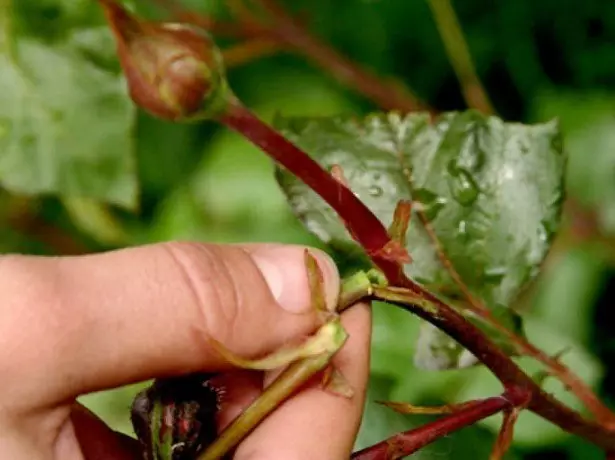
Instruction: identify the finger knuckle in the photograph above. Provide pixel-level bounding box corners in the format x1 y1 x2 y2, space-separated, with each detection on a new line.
161 242 243 348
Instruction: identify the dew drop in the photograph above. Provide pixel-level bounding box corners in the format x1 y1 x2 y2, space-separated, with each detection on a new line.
537 221 551 244
483 266 507 284
447 162 480 206
413 187 438 204
540 218 558 241
423 200 446 221
413 187 447 221
457 220 469 242
368 185 383 197
463 129 487 171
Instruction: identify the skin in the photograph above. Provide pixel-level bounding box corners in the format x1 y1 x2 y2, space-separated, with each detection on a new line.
0 242 371 460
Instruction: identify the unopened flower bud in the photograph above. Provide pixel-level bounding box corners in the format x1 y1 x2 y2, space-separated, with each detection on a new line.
100 0 229 121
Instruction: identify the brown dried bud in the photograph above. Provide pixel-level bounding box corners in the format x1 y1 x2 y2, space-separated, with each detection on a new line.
100 0 230 121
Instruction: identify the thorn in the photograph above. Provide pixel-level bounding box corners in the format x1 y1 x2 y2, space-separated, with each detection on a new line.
376 240 412 264
330 164 350 187
388 200 412 244
531 369 552 388
531 347 571 388
322 366 354 398
373 200 413 264
330 164 354 211
490 407 521 460
378 399 479 415
304 249 331 317
386 438 405 458
552 346 572 363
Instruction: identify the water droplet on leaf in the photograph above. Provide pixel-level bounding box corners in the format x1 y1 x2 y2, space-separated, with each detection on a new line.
540 218 558 241
462 129 487 171
537 220 552 244
483 266 507 284
457 220 469 242
423 200 446 220
368 185 383 197
447 161 479 206
413 188 447 221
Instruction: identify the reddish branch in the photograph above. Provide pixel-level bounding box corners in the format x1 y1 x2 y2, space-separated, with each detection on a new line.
491 406 522 459
351 388 529 460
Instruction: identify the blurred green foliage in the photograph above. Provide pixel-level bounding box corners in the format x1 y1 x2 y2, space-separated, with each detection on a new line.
2 0 615 458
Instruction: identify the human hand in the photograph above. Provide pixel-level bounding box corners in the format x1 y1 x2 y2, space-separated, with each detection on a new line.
0 242 371 460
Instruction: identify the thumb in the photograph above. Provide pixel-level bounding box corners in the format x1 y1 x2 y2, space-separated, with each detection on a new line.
0 242 339 409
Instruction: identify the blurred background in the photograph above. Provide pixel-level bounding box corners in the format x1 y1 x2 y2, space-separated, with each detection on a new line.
1 0 615 458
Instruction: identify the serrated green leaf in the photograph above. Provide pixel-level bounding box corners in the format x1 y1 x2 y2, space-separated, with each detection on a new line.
275 111 565 369
0 3 137 209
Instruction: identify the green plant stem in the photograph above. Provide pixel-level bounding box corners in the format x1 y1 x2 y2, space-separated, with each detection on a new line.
426 0 494 114
198 271 374 459
219 99 615 452
198 350 335 460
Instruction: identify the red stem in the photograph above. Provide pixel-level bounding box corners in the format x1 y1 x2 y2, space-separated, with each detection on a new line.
352 389 529 460
221 100 408 285
374 290 615 449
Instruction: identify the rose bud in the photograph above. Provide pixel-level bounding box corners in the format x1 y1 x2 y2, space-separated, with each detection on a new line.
99 0 230 121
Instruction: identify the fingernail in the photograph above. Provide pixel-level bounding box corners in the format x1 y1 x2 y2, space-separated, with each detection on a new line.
252 246 339 314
